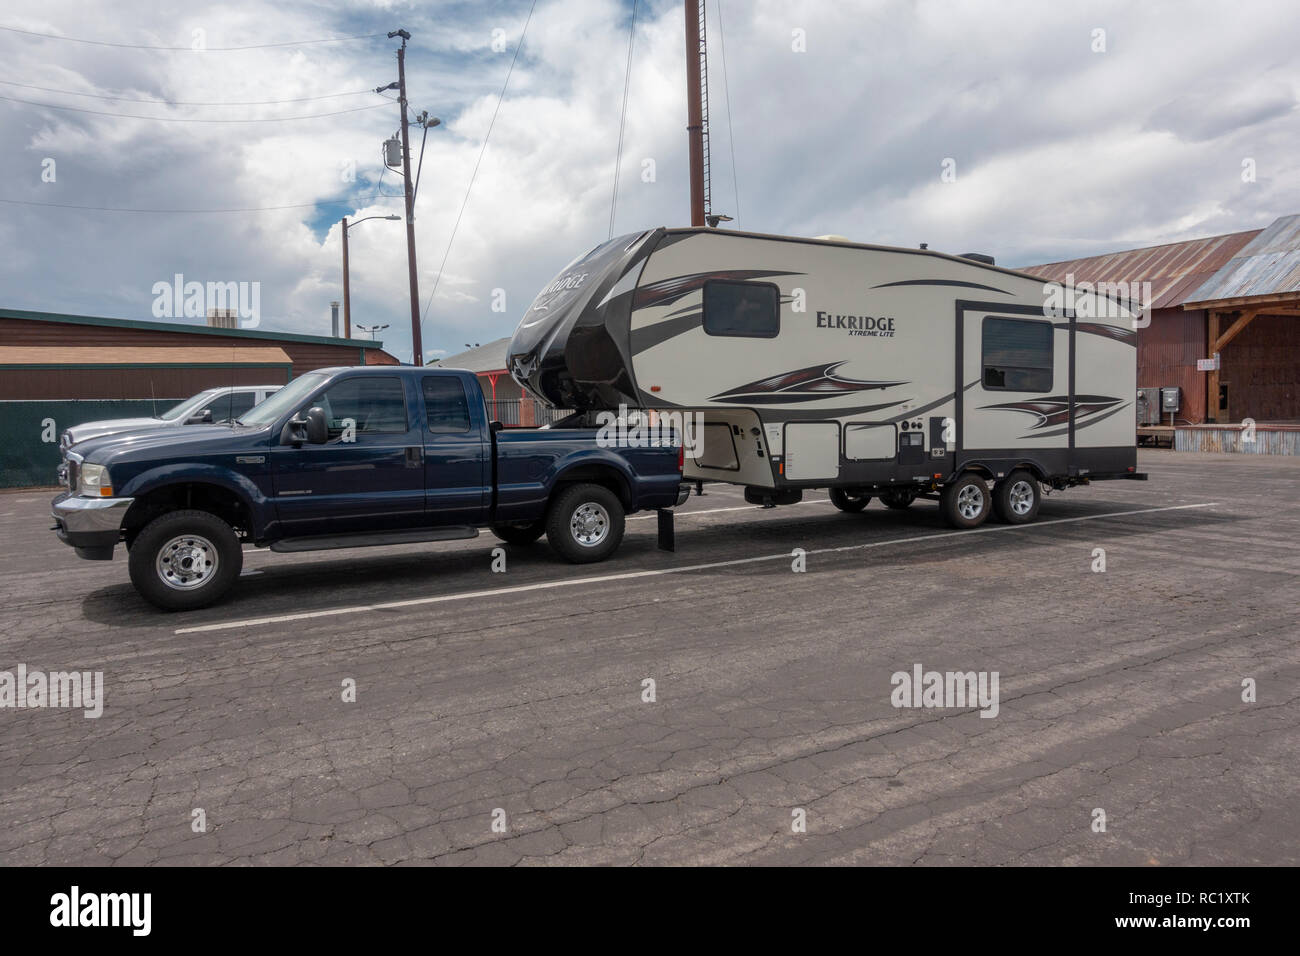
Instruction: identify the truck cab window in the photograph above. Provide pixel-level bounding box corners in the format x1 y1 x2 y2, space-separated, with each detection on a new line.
423 376 472 432
982 317 1053 391
703 280 780 338
312 377 408 436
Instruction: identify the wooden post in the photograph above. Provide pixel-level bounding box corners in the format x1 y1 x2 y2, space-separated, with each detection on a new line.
1207 310 1220 423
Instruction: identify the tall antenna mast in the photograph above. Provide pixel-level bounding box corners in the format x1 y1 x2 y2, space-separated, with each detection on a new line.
684 0 710 227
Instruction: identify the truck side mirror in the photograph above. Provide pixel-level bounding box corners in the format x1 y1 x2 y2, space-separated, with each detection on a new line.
187 409 214 425
304 406 328 444
282 406 328 446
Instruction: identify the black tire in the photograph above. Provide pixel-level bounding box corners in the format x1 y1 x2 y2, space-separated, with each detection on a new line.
545 483 625 563
491 522 546 546
880 488 917 510
993 470 1041 524
940 473 991 529
127 510 243 611
829 488 871 513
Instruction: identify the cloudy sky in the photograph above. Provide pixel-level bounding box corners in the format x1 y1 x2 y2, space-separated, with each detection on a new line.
2 0 1297 363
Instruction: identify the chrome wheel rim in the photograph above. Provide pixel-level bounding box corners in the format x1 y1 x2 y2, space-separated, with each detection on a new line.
570 502 610 547
1009 480 1035 516
956 485 984 520
156 534 219 590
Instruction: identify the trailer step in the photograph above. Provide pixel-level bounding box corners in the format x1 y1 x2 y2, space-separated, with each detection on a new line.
270 526 479 553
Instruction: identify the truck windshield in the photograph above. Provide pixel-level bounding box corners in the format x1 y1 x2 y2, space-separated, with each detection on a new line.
159 390 220 422
237 373 328 426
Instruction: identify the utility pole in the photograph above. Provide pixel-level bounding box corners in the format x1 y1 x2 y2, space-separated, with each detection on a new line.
389 28 423 365
684 0 706 227
341 217 351 338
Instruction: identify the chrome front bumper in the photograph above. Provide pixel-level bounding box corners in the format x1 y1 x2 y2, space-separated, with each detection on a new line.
50 492 134 560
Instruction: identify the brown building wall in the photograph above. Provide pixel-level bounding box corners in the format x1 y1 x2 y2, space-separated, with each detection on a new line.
1219 314 1300 423
0 366 287 401
0 316 400 397
1137 307 1208 424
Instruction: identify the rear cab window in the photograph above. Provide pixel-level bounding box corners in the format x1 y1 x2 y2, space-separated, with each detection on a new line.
422 376 472 433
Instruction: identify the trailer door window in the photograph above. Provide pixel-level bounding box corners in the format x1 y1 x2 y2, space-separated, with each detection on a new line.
982 317 1053 391
703 281 780 338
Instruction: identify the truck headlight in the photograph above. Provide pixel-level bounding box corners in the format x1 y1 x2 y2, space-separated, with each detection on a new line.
78 463 114 497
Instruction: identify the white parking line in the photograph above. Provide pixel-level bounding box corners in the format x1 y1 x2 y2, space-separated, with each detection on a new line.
177 502 1217 634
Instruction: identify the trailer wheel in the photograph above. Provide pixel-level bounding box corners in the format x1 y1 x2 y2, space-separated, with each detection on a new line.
546 483 625 563
829 488 871 513
993 470 1041 524
880 489 917 510
940 474 991 529
490 522 546 546
127 510 242 611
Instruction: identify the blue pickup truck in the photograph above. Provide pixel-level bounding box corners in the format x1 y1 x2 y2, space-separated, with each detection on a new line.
51 366 688 610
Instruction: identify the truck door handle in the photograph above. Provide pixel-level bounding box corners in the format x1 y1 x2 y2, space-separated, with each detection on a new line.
405 446 423 468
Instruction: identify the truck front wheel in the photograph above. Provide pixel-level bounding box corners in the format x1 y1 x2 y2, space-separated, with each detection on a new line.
127 510 243 611
546 484 625 563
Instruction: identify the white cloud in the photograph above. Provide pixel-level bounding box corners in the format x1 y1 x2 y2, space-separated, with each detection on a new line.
1 0 1298 363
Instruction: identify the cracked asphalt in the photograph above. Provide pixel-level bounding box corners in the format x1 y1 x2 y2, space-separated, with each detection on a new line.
1 449 1296 866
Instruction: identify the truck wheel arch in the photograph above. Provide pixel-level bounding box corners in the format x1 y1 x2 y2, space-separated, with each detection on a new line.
124 481 260 544
550 463 633 510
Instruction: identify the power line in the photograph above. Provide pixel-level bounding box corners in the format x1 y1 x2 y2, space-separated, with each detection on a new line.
608 0 639 239
0 25 384 51
0 92 391 122
0 78 376 106
421 0 537 329
0 195 371 214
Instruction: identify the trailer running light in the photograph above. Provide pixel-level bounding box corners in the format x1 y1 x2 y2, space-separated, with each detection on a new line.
779 462 784 475
650 385 661 392
1127 466 1135 472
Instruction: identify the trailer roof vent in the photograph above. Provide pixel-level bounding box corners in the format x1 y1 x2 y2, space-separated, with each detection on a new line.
960 252 996 265
814 234 852 243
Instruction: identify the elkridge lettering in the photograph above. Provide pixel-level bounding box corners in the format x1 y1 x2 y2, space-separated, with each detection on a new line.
50 886 151 937
815 310 896 336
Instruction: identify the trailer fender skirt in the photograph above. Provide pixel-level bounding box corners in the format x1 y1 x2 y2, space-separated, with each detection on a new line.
657 509 675 552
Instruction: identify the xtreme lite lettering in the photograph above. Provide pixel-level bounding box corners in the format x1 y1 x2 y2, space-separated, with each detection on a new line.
815 310 896 337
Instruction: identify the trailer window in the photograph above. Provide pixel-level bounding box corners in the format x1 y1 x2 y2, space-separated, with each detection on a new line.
982 317 1053 391
422 376 472 433
703 281 780 338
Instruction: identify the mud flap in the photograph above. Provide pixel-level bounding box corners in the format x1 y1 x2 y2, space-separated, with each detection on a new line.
657 509 675 552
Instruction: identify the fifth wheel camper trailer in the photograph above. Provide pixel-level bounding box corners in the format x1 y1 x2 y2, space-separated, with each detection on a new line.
507 227 1145 530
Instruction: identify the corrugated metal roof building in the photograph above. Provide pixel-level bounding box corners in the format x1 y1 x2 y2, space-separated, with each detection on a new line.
1022 216 1299 426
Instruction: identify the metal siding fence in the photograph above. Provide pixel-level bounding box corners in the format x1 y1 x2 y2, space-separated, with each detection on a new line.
1174 426 1300 455
486 399 571 427
0 399 179 488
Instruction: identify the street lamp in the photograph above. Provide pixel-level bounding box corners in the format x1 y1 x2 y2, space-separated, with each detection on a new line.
355 323 390 342
341 214 401 338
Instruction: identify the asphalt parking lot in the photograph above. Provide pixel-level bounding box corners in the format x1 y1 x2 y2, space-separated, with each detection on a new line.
1 449 1296 866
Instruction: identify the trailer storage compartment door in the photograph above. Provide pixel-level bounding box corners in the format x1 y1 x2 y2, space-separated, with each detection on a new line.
784 422 840 480
844 422 895 460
